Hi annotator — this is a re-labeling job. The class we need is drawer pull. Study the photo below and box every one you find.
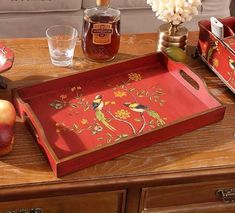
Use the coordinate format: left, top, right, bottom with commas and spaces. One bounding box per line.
215, 188, 235, 203
30, 209, 42, 213
4, 208, 42, 213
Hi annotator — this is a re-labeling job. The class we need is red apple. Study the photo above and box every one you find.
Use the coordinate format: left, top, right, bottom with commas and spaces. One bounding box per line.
0, 124, 13, 148
0, 100, 16, 126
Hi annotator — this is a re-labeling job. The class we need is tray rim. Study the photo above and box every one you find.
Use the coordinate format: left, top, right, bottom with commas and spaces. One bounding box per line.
12, 52, 226, 175
13, 51, 224, 104
59, 105, 225, 163
14, 88, 225, 164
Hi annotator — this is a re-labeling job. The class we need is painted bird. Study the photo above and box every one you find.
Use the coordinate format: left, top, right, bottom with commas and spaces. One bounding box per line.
228, 56, 235, 74
207, 41, 218, 62
92, 95, 116, 131
124, 102, 165, 125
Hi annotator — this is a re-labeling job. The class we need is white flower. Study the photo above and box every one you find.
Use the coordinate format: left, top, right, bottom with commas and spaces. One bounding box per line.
147, 0, 202, 24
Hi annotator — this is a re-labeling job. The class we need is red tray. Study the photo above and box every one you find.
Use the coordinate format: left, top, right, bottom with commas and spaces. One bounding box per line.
13, 52, 225, 177
198, 16, 235, 94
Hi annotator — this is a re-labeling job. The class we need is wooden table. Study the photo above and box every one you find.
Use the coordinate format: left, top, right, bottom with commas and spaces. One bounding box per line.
0, 33, 235, 213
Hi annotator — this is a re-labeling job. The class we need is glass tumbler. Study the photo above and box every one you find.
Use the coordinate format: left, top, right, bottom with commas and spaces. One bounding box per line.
46, 25, 78, 67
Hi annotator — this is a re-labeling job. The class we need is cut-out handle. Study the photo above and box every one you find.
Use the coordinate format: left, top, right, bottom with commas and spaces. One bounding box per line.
25, 115, 39, 140
180, 69, 200, 90
169, 59, 221, 107
22, 104, 42, 142
21, 103, 59, 162
174, 62, 208, 95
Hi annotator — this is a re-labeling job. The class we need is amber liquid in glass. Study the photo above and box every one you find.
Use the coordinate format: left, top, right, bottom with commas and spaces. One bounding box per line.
82, 15, 120, 62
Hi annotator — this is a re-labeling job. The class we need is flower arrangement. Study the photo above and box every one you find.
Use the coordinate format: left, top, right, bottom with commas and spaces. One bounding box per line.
147, 0, 202, 26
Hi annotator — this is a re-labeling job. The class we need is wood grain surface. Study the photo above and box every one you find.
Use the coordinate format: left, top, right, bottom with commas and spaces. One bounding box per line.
0, 190, 125, 213
144, 203, 235, 213
141, 179, 235, 209
0, 32, 235, 201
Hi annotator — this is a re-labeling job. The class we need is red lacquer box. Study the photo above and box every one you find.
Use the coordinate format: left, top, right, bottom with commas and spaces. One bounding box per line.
13, 53, 225, 177
198, 16, 235, 94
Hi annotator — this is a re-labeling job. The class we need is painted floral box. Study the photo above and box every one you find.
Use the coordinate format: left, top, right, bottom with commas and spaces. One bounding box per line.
198, 16, 235, 94
13, 52, 225, 177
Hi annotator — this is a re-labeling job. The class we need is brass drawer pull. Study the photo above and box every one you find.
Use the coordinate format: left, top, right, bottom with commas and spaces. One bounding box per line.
4, 208, 42, 213
215, 188, 235, 203
30, 209, 42, 213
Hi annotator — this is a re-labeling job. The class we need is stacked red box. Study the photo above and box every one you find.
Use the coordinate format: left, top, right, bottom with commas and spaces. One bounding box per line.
198, 16, 235, 93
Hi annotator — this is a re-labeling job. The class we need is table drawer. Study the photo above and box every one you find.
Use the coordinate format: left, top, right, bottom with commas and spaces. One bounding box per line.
144, 203, 235, 213
0, 190, 126, 213
140, 179, 235, 213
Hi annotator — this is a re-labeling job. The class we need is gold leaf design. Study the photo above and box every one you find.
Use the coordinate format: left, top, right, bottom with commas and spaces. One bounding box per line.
114, 91, 127, 98
212, 58, 219, 68
89, 123, 103, 135
60, 94, 67, 100
71, 86, 82, 92
55, 122, 66, 133
128, 73, 142, 81
115, 109, 131, 120
81, 119, 88, 125
115, 134, 129, 142
97, 138, 104, 141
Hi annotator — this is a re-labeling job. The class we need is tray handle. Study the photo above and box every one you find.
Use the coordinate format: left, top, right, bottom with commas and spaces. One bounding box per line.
21, 103, 58, 163
169, 60, 221, 107
171, 60, 207, 91
21, 104, 44, 144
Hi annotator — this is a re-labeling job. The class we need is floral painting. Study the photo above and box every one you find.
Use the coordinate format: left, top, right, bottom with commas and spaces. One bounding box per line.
48, 72, 167, 147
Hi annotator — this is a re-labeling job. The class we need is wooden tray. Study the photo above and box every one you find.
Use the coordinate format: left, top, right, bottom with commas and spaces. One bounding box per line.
13, 52, 225, 177
198, 16, 235, 94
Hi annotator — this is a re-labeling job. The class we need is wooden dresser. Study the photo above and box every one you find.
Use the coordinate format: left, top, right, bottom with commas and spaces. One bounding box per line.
0, 33, 235, 213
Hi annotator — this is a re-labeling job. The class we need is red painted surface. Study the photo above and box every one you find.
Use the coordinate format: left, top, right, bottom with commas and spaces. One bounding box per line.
13, 53, 225, 177
198, 16, 235, 94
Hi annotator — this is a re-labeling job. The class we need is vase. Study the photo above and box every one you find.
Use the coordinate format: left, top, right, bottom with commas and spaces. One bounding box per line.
156, 23, 188, 52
